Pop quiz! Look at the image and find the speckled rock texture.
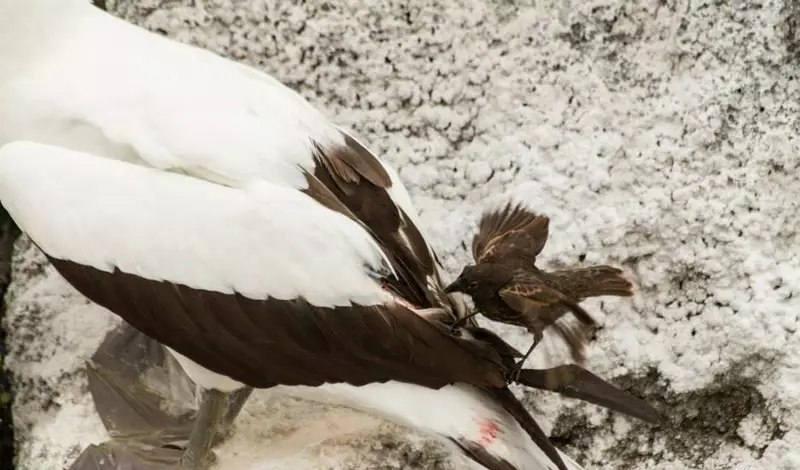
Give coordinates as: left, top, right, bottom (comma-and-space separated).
0, 211, 17, 470
7, 0, 800, 468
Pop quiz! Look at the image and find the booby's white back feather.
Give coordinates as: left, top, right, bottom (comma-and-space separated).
0, 3, 342, 189
0, 2, 447, 306
0, 141, 391, 307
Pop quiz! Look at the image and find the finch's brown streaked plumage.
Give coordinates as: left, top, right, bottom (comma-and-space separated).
444, 202, 634, 374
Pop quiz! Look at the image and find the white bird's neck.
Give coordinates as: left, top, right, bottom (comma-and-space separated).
0, 0, 90, 67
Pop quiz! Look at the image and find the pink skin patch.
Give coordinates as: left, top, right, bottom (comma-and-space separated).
478, 419, 500, 446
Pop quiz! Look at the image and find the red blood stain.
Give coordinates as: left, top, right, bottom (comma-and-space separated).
478, 419, 500, 446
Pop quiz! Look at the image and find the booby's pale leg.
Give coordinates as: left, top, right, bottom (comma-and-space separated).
181, 389, 228, 470
219, 386, 254, 437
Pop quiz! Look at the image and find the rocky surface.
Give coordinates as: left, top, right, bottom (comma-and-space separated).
6, 0, 800, 469
0, 210, 17, 470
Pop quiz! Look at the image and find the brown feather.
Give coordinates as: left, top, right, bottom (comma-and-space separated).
301, 170, 361, 223
516, 365, 663, 425
548, 318, 590, 364
448, 438, 520, 470
310, 134, 392, 195
498, 279, 597, 329
544, 266, 634, 300
472, 202, 550, 265
486, 387, 568, 470
315, 142, 362, 193
462, 326, 524, 366
339, 133, 393, 188
47, 256, 507, 390
307, 136, 438, 309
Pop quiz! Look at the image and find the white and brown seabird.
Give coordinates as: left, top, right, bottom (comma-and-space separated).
0, 0, 467, 458
0, 1, 661, 468
0, 142, 662, 470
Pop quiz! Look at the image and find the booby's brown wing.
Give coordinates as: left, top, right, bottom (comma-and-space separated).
48, 256, 506, 391
517, 365, 663, 425
311, 134, 392, 192
471, 202, 550, 265
306, 134, 452, 314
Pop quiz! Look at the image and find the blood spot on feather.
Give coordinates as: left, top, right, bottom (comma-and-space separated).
478, 419, 500, 445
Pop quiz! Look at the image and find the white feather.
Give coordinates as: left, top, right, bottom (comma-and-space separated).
0, 1, 341, 189
277, 382, 584, 470
165, 348, 246, 393
0, 0, 440, 280
0, 141, 391, 308
0, 0, 444, 293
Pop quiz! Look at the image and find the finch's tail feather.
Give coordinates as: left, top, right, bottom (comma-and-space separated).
547, 266, 634, 300
549, 318, 591, 364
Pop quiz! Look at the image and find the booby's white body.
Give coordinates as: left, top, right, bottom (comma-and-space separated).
0, 0, 430, 393
0, 0, 421, 231
1, 0, 336, 188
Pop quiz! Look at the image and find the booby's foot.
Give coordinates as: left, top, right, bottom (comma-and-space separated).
68, 440, 220, 470
69, 442, 184, 470
179, 389, 229, 470
71, 324, 252, 470
85, 324, 196, 448
179, 448, 218, 470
